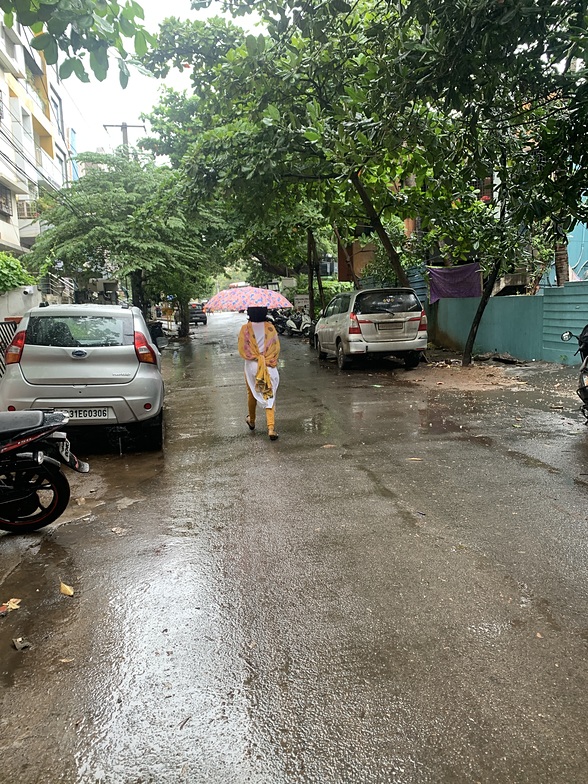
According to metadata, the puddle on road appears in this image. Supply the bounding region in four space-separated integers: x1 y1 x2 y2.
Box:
0 537 79 688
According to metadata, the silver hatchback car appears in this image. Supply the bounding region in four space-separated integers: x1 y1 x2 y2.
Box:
314 287 428 370
0 304 165 449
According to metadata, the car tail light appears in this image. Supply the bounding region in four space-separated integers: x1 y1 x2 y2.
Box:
418 310 428 331
349 312 362 335
134 331 157 364
5 330 26 365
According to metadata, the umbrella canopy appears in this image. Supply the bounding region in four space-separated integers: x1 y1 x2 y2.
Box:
203 286 292 312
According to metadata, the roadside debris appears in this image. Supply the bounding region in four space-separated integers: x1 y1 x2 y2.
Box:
12 637 32 651
474 352 524 365
60 581 75 597
0 598 21 616
431 360 462 367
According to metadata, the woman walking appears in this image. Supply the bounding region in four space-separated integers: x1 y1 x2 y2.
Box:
238 306 280 440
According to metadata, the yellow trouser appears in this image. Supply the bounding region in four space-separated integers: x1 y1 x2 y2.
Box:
247 385 275 430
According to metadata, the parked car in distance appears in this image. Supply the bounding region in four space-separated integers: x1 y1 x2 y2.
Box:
0 303 166 449
174 302 208 326
314 287 428 370
189 303 207 325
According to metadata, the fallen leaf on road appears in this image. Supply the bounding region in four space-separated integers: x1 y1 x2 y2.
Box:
111 527 127 536
59 658 75 663
513 424 522 428
75 497 86 505
116 497 143 511
536 632 543 639
12 637 32 651
322 444 337 448
408 458 423 461
60 581 74 597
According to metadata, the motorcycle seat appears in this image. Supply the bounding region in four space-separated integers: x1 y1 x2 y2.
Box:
0 411 44 436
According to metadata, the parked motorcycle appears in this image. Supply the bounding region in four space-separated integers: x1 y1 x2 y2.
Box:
284 311 312 338
561 326 588 419
268 309 289 334
0 410 89 533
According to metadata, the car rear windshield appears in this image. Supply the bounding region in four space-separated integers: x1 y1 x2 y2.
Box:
25 315 134 347
354 290 421 315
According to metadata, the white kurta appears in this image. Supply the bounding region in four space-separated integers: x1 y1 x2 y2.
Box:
244 322 280 409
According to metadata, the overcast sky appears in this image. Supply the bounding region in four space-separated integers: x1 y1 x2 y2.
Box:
64 0 257 154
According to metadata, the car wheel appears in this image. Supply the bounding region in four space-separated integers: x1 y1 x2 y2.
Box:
316 336 327 360
404 351 421 370
139 411 164 451
336 341 351 369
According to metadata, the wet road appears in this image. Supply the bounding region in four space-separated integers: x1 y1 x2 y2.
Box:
1 312 588 783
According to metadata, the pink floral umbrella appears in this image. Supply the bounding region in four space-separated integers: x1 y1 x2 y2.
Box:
203 286 292 312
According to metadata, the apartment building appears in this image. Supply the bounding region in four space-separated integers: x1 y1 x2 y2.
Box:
0 22 74 254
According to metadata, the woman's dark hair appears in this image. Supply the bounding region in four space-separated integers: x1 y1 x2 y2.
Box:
247 306 268 323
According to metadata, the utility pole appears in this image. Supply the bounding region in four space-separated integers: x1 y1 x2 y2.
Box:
103 121 145 157
102 122 147 314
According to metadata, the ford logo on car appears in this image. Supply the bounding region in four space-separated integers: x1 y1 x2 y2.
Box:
71 350 88 358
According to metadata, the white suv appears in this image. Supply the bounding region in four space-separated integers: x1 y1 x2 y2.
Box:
315 287 428 370
0 304 165 449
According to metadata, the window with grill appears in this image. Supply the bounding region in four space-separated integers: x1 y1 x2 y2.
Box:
0 185 13 216
17 200 38 219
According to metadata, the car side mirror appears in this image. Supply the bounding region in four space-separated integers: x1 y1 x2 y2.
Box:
561 331 573 342
156 337 169 349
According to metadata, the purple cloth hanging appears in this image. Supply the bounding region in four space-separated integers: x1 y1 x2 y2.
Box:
427 263 483 304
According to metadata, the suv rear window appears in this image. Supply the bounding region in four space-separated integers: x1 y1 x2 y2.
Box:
354 290 421 315
26 315 134 348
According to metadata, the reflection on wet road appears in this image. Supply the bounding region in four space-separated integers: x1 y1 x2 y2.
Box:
2 312 588 783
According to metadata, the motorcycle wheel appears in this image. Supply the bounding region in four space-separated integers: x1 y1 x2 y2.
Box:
0 463 71 533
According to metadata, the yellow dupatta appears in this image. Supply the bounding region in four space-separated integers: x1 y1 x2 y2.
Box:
238 322 280 400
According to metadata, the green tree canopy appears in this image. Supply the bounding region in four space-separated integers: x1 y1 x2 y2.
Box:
27 151 225 316
4 0 154 85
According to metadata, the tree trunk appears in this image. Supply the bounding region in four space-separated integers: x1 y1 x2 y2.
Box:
554 240 569 286
313 236 326 312
308 230 326 314
350 171 410 287
462 256 502 366
307 229 315 318
177 300 190 339
129 270 145 313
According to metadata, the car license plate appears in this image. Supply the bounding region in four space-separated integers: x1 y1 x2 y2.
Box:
63 408 112 420
378 321 402 330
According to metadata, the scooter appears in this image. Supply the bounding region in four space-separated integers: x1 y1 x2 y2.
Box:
268 309 289 334
0 410 89 533
561 326 588 419
284 311 311 338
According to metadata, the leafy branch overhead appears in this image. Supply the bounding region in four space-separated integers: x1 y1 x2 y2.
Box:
4 0 155 85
